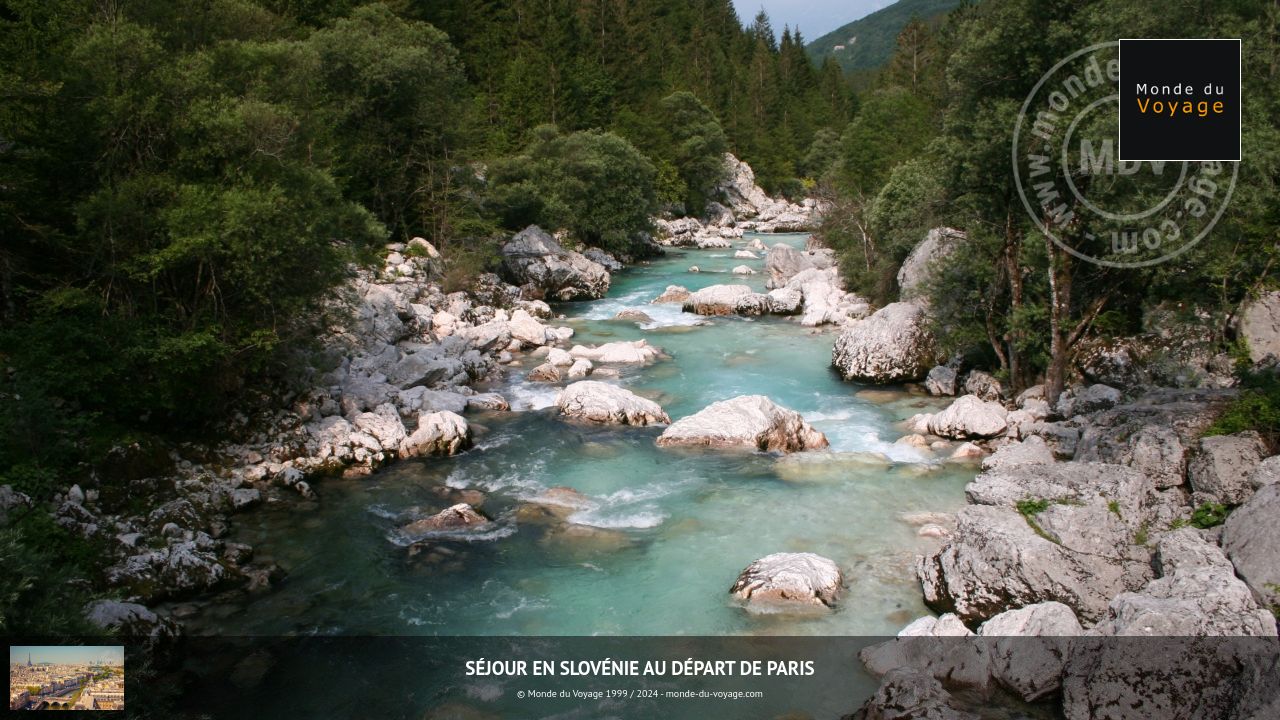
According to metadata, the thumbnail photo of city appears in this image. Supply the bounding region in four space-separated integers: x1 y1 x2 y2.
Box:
9 646 124 711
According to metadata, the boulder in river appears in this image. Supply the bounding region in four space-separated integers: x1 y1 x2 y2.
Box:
656 395 828 453
832 302 937 383
501 225 610 301
729 552 842 611
556 381 670 426
399 411 472 457
682 284 770 316
925 366 958 396
651 285 691 304
400 503 490 536
568 339 662 364
613 309 653 324
763 244 835 289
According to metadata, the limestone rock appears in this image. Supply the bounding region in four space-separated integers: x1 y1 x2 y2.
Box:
925 366 958 396
568 339 662 364
651 285 691 304
399 411 472 457
682 284 770 316
729 552 842 610
556 381 670 426
400 503 490 537
1221 483 1280 617
1239 289 1280 364
897 227 964 302
1187 432 1266 505
501 225 610 300
657 395 828 453
832 302 937 383
928 396 1008 439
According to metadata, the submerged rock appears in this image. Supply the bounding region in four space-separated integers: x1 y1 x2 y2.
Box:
729 552 842 610
832 302 937 383
568 339 663 364
651 285 691 304
556 381 670 426
400 503 490 536
656 395 828 453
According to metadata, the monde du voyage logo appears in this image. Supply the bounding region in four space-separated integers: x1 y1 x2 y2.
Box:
1012 39 1241 268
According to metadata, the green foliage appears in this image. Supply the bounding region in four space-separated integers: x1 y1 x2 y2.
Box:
1016 498 1051 516
659 92 729 213
1205 372 1280 445
488 126 657 253
1190 503 1231 529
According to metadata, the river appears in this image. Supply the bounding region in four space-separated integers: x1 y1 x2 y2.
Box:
188 232 975 637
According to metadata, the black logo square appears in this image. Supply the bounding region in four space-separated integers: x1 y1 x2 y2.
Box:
1119 38 1240 161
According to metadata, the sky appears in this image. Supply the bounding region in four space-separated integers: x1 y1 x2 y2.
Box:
10 646 124 665
731 0 888 41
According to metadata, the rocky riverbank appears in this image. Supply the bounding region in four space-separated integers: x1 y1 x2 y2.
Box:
836 227 1280 718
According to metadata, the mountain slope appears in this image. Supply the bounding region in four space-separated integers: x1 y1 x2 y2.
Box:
805 0 962 72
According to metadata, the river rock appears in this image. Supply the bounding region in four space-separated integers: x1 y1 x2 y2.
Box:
925 366 958 396
568 339 662 364
703 201 735 226
527 362 562 382
766 287 803 315
976 602 1083 702
84 600 178 640
1222 483 1280 617
566 358 593 379
501 225 610 300
399 411 471 457
582 247 623 271
556 381 670 426
614 309 653 324
657 395 828 453
897 227 964 302
651 285 691 304
683 284 770 316
400 503 489 536
927 396 1008 439
352 404 407 453
507 308 555 346
729 552 842 610
1187 431 1266 505
731 264 755 275
734 249 757 259
547 348 573 366
1238 289 1280 364
832 302 937 383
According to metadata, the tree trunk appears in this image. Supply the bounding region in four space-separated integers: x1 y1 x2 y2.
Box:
1044 236 1072 405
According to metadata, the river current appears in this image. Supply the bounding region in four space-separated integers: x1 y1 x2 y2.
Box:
190 232 974 637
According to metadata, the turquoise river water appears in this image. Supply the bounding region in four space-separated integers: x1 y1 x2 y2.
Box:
189 232 976 637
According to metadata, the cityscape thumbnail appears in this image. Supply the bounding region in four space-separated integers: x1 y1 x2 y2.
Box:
9 646 124 711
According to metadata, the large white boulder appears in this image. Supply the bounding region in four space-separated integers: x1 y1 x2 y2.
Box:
832 302 937 383
729 552 842 610
556 381 670 426
501 225 610 300
399 411 472 457
656 395 828 453
928 395 1009 439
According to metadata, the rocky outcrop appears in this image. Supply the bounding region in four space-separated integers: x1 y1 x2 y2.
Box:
849 668 978 720
682 284 771 316
1187 432 1266 505
1221 483 1280 617
927 396 1009 440
85 600 179 640
500 225 610 300
657 395 828 453
1092 529 1277 636
555 381 670 426
897 227 964 302
784 267 869 326
917 503 1153 625
729 552 842 610
832 302 937 383
763 244 835 289
980 436 1055 471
